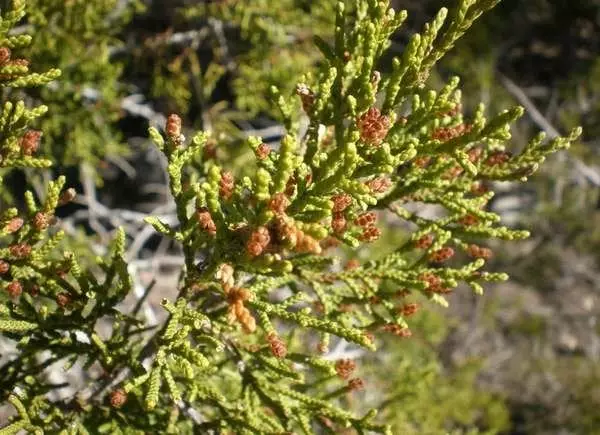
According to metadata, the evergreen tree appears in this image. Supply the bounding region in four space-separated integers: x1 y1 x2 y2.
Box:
0 0 581 432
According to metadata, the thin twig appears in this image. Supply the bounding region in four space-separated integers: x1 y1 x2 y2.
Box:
499 73 600 187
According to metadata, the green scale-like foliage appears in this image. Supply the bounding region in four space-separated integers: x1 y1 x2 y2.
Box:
0 0 581 433
140 0 338 124
0 0 59 173
20 0 141 168
183 0 338 117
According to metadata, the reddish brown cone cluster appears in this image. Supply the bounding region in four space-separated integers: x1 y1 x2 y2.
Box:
413 156 431 168
363 331 375 346
458 214 479 226
109 389 127 408
354 212 380 242
442 165 464 180
267 332 287 359
273 217 322 255
419 272 451 294
356 107 390 146
225 287 255 333
332 193 352 213
9 243 31 258
320 236 340 251
359 226 381 242
331 213 346 234
330 194 354 235
347 378 365 391
33 212 50 231
195 208 217 236
466 244 493 260
0 49 30 80
471 182 488 196
335 359 356 380
414 233 434 249
431 123 472 141
428 247 455 263
344 259 360 270
467 147 483 163
216 264 256 333
268 193 290 215
219 170 234 200
317 341 329 354
165 114 182 142
354 212 376 228
5 218 23 234
382 324 412 337
0 260 9 275
485 151 511 166
20 130 42 156
0 47 11 65
246 226 271 257
295 230 322 254
366 177 392 194
284 176 297 197
398 303 419 317
256 143 271 160
6 281 22 298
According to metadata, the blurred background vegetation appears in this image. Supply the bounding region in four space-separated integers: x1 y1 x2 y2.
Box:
4 0 600 433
